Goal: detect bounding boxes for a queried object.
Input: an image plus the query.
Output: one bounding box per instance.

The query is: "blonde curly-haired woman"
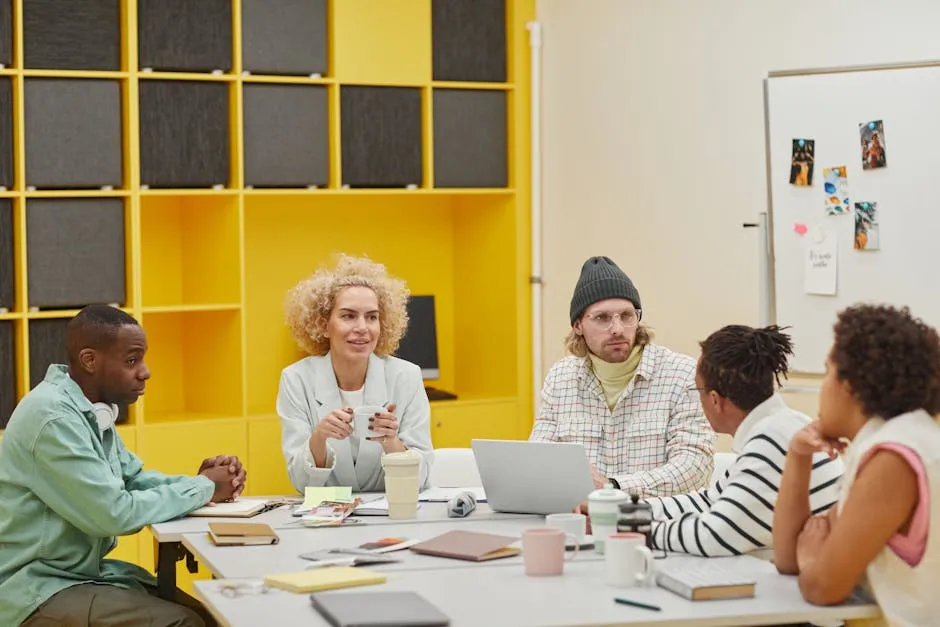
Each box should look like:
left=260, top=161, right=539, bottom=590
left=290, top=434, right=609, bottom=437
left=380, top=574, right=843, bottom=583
left=278, top=254, right=433, bottom=493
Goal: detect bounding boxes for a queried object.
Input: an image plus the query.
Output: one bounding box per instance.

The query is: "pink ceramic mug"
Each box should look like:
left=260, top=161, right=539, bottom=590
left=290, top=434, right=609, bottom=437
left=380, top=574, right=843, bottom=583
left=522, top=527, right=579, bottom=576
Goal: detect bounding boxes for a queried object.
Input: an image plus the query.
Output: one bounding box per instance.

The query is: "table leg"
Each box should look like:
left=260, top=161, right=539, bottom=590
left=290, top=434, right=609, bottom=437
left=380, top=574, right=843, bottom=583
left=156, top=540, right=180, bottom=600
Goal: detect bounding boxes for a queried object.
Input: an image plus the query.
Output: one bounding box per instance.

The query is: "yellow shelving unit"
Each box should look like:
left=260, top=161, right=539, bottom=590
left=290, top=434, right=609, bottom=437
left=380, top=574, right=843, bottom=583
left=0, top=0, right=535, bottom=592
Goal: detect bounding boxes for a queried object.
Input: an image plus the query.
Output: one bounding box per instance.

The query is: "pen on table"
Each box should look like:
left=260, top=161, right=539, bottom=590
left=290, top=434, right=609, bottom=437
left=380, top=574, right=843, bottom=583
left=614, top=598, right=661, bottom=612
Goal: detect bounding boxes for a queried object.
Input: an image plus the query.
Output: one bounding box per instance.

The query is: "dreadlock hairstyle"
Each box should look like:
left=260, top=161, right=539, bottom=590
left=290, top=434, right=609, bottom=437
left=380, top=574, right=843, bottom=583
left=698, top=324, right=794, bottom=412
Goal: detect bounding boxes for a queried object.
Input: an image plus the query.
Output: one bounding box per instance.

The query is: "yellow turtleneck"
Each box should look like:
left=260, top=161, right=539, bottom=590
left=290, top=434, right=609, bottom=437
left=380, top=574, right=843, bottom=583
left=589, top=345, right=644, bottom=410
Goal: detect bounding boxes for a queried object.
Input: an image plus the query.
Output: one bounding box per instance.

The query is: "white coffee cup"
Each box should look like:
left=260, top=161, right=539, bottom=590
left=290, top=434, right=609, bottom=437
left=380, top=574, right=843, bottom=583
left=605, top=532, right=654, bottom=588
left=381, top=450, right=422, bottom=520
left=587, top=484, right=629, bottom=554
left=545, top=513, right=587, bottom=545
left=353, top=405, right=385, bottom=440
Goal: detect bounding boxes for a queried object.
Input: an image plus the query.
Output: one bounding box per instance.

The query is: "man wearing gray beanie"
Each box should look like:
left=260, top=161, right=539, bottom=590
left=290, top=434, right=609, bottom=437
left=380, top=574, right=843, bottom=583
left=529, top=256, right=715, bottom=497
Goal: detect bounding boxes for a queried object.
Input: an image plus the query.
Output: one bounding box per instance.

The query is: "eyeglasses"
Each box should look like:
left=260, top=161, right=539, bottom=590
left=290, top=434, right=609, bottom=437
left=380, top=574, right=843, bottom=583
left=583, top=310, right=641, bottom=330
left=218, top=581, right=270, bottom=599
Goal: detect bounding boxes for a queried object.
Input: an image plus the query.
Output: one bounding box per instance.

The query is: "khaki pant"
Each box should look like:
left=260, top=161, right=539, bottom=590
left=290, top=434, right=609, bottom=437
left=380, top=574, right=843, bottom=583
left=21, top=583, right=216, bottom=627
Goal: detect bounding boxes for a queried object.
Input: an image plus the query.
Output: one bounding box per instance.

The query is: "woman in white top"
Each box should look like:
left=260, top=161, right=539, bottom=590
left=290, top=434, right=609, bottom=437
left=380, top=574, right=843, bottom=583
left=773, top=304, right=940, bottom=626
left=277, top=254, right=433, bottom=493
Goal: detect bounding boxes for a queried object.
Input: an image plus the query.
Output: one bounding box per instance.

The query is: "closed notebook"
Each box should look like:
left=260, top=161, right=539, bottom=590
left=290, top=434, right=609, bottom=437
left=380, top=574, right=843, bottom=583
left=656, top=560, right=756, bottom=601
left=311, top=590, right=450, bottom=627
left=208, top=522, right=279, bottom=546
left=409, top=530, right=520, bottom=562
left=263, top=566, right=386, bottom=593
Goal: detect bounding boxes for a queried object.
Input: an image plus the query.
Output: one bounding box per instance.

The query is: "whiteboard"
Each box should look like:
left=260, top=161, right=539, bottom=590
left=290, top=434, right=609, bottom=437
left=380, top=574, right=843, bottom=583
left=766, top=63, right=940, bottom=374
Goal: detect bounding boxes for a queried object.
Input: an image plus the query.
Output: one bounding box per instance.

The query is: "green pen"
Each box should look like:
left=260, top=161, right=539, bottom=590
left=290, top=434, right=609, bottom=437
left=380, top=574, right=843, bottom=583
left=614, top=597, right=661, bottom=612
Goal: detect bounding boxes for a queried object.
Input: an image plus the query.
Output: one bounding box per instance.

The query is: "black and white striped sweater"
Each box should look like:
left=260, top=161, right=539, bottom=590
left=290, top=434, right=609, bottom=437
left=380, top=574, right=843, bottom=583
left=646, top=394, right=844, bottom=557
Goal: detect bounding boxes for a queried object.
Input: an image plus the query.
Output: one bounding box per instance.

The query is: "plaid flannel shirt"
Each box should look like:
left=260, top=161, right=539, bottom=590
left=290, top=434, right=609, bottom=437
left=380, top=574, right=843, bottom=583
left=529, top=344, right=715, bottom=497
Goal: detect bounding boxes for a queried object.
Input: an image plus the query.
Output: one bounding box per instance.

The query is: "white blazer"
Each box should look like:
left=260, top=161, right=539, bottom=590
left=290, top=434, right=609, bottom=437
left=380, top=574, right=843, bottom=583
left=278, top=352, right=434, bottom=493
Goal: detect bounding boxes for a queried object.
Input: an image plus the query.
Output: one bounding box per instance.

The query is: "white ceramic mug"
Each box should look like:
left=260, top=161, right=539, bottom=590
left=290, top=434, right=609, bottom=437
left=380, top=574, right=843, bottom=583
left=353, top=405, right=385, bottom=440
left=605, top=532, right=654, bottom=588
left=545, top=512, right=587, bottom=545
left=587, top=484, right=629, bottom=554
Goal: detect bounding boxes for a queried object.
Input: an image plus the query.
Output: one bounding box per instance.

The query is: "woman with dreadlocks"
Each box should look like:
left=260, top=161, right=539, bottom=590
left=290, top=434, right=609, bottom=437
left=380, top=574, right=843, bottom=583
left=638, top=324, right=845, bottom=559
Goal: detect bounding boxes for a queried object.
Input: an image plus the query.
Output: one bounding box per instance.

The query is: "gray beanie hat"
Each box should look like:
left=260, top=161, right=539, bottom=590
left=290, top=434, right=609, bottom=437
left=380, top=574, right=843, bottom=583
left=569, top=256, right=641, bottom=325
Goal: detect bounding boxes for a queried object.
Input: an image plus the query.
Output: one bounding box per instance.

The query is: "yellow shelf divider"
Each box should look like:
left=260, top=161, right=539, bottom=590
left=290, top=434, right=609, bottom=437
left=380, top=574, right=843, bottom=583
left=431, top=81, right=516, bottom=91
left=232, top=0, right=249, bottom=420
left=137, top=72, right=234, bottom=83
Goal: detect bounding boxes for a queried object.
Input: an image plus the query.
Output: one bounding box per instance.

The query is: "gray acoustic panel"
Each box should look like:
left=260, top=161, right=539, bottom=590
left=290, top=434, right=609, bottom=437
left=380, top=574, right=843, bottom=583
left=0, top=77, right=12, bottom=189
left=0, top=1, right=11, bottom=68
left=27, top=199, right=126, bottom=309
left=139, top=80, right=230, bottom=188
left=242, top=0, right=327, bottom=76
left=25, top=79, right=123, bottom=189
left=27, top=317, right=128, bottom=422
left=341, top=86, right=422, bottom=188
left=138, top=0, right=232, bottom=72
left=433, top=89, right=507, bottom=188
left=243, top=84, right=328, bottom=187
left=0, top=320, right=13, bottom=427
left=432, top=0, right=506, bottom=83
left=24, top=0, right=120, bottom=71
left=27, top=318, right=65, bottom=390
left=0, top=199, right=12, bottom=310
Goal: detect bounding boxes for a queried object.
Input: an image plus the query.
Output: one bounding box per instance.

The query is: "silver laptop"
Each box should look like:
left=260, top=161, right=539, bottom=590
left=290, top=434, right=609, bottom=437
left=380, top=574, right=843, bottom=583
left=470, top=439, right=596, bottom=515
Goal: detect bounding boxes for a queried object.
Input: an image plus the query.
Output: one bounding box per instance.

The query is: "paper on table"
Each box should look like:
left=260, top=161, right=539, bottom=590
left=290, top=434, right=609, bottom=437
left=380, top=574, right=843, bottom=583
left=804, top=227, right=837, bottom=295
left=419, top=487, right=487, bottom=502
left=353, top=497, right=425, bottom=516
left=304, top=486, right=353, bottom=508
left=353, top=497, right=390, bottom=515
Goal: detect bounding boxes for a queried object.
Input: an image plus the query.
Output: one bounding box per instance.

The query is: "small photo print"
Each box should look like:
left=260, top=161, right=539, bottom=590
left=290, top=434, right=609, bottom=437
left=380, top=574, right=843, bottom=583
left=789, top=138, right=815, bottom=186
left=854, top=202, right=879, bottom=251
left=860, top=120, right=887, bottom=170
left=823, top=166, right=849, bottom=215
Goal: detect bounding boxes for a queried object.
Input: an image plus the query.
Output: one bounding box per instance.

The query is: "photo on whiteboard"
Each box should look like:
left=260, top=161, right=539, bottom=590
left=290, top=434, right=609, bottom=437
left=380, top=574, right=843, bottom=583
left=860, top=120, right=887, bottom=170
left=823, top=166, right=849, bottom=215
left=789, top=138, right=815, bottom=186
left=854, top=201, right=879, bottom=251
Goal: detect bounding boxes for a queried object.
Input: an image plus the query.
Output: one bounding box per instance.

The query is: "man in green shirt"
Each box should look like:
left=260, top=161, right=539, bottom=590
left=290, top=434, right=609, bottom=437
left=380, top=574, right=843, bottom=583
left=0, top=305, right=247, bottom=626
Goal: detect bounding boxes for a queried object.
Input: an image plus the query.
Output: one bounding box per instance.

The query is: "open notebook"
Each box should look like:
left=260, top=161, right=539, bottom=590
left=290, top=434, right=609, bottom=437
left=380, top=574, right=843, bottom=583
left=188, top=498, right=275, bottom=518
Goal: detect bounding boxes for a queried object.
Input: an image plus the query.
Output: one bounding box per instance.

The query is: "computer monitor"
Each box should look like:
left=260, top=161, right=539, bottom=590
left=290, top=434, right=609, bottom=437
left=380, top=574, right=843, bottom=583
left=396, top=295, right=440, bottom=380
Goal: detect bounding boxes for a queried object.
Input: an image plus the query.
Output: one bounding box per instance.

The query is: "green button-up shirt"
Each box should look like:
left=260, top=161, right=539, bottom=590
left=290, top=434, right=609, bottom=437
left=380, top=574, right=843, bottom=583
left=0, top=365, right=214, bottom=626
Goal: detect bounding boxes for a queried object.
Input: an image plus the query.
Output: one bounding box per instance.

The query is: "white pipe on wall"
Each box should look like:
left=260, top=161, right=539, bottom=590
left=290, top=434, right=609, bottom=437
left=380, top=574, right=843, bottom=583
left=527, top=20, right=543, bottom=414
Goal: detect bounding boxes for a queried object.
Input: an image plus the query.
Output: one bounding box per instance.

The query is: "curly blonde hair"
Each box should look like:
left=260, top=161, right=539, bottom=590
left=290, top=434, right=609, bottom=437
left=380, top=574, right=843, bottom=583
left=285, top=254, right=410, bottom=357
left=564, top=323, right=654, bottom=358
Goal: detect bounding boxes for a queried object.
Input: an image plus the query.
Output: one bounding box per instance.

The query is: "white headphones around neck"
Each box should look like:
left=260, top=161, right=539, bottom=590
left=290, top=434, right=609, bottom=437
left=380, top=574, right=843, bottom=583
left=92, top=402, right=118, bottom=433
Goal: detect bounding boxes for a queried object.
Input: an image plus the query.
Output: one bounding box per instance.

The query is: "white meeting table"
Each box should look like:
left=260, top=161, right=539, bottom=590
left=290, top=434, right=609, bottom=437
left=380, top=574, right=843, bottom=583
left=149, top=495, right=539, bottom=598
left=193, top=554, right=883, bottom=627
left=180, top=517, right=583, bottom=579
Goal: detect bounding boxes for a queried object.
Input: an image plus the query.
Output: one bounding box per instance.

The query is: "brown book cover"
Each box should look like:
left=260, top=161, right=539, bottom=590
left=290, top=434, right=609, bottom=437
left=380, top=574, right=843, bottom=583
left=409, top=530, right=519, bottom=562
left=208, top=521, right=279, bottom=546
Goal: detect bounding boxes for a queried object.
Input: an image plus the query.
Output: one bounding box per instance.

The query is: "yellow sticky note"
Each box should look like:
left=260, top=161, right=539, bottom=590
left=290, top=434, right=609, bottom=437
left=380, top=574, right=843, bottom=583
left=263, top=566, right=385, bottom=593
left=303, top=486, right=353, bottom=507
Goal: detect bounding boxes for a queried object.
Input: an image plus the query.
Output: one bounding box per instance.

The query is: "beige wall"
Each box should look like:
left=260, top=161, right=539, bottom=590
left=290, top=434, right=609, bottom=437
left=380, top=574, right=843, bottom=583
left=536, top=0, right=940, bottom=419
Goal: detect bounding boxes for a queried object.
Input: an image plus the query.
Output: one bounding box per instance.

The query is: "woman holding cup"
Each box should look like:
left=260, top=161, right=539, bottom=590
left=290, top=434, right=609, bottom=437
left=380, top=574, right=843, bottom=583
left=278, top=254, right=433, bottom=494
